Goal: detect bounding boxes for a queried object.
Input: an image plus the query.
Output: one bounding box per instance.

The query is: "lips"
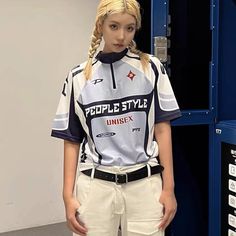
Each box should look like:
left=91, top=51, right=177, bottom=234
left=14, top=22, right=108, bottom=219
left=114, top=44, right=124, bottom=47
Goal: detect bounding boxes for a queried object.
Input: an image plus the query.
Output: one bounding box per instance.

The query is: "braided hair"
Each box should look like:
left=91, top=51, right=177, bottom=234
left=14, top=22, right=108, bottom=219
left=128, top=40, right=150, bottom=72
left=84, top=26, right=102, bottom=80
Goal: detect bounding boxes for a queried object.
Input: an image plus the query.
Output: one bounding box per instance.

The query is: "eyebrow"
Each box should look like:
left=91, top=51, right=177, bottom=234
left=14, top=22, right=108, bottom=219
left=109, top=21, right=136, bottom=26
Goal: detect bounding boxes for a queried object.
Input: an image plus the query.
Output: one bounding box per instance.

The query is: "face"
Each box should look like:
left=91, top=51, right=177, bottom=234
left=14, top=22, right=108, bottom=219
left=101, top=12, right=136, bottom=53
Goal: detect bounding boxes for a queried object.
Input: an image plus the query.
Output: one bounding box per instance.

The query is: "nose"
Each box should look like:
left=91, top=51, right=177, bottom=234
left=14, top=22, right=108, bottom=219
left=117, top=29, right=125, bottom=41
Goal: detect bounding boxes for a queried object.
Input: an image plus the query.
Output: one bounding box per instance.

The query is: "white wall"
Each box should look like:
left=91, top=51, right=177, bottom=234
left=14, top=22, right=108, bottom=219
left=0, top=0, right=99, bottom=233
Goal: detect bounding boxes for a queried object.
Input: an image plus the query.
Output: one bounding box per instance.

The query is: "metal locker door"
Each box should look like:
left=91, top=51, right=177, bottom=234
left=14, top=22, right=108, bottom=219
left=151, top=1, right=219, bottom=236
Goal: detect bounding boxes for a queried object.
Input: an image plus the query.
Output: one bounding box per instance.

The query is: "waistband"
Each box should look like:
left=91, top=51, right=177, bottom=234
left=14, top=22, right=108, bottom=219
left=78, top=158, right=160, bottom=174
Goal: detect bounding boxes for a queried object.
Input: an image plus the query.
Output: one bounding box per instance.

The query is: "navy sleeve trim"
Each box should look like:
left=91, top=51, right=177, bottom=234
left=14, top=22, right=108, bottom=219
left=51, top=130, right=84, bottom=143
left=155, top=110, right=182, bottom=123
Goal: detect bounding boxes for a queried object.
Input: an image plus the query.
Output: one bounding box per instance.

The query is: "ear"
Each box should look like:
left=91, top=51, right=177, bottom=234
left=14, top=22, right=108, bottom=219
left=97, top=22, right=103, bottom=35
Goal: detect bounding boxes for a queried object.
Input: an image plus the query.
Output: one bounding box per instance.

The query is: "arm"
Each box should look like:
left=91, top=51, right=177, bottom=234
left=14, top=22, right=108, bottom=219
left=154, top=121, right=177, bottom=230
left=63, top=140, right=80, bottom=201
left=63, top=140, right=88, bottom=235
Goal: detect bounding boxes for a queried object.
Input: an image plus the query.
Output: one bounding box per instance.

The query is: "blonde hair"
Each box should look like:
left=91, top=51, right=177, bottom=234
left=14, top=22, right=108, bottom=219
left=84, top=0, right=150, bottom=80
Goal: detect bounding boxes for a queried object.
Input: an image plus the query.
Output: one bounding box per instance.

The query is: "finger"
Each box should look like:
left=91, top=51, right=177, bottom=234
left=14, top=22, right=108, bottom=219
left=67, top=220, right=87, bottom=236
left=72, top=218, right=88, bottom=233
left=158, top=210, right=176, bottom=230
left=164, top=213, right=175, bottom=229
left=158, top=216, right=168, bottom=230
left=67, top=215, right=88, bottom=235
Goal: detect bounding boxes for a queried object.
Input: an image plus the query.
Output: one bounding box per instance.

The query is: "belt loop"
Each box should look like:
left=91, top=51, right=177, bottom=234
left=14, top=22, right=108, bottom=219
left=147, top=164, right=151, bottom=177
left=91, top=161, right=99, bottom=180
left=91, top=166, right=95, bottom=179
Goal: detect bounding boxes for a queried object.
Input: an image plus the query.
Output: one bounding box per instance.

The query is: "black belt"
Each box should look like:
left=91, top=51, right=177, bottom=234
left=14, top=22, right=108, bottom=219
left=81, top=165, right=164, bottom=184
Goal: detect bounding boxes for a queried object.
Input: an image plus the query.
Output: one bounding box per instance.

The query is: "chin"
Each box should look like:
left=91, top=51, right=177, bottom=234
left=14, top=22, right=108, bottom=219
left=114, top=49, right=123, bottom=53
left=103, top=46, right=126, bottom=53
left=114, top=47, right=126, bottom=53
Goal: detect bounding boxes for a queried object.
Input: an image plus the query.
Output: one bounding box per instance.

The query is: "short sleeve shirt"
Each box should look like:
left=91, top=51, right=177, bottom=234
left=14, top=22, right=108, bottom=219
left=51, top=49, right=181, bottom=167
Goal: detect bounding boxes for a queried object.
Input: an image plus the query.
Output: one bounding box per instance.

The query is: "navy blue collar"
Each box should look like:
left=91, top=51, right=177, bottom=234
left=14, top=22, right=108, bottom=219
left=96, top=48, right=128, bottom=64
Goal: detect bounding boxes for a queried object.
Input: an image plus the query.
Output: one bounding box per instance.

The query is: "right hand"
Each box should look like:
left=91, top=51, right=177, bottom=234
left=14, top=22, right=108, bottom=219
left=64, top=197, right=88, bottom=236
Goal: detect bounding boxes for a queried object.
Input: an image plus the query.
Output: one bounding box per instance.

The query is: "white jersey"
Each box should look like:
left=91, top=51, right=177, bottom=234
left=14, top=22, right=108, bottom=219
left=51, top=49, right=181, bottom=167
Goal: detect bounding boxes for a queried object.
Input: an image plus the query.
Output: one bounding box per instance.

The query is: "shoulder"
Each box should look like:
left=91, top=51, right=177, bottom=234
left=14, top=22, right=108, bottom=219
left=71, top=58, right=100, bottom=76
left=125, top=51, right=162, bottom=68
left=125, top=50, right=142, bottom=60
left=148, top=55, right=167, bottom=75
left=66, top=60, right=88, bottom=82
left=70, top=61, right=87, bottom=77
left=66, top=58, right=100, bottom=89
left=149, top=54, right=162, bottom=67
left=122, top=50, right=146, bottom=70
left=61, top=62, right=87, bottom=91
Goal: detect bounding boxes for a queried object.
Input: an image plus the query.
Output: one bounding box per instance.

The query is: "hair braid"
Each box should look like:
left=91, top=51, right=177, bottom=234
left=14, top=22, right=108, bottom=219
left=128, top=40, right=150, bottom=72
left=84, top=26, right=102, bottom=80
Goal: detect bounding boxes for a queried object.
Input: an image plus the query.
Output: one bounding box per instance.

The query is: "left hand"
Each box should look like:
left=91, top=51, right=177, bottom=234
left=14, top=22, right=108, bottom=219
left=158, top=189, right=177, bottom=231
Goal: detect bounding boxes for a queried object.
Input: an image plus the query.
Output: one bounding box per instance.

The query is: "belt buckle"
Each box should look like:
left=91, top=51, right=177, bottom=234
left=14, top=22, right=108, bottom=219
left=115, top=173, right=128, bottom=184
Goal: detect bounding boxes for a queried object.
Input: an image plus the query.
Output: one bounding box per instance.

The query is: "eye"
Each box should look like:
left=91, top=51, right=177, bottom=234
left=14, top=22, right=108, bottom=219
left=127, top=26, right=135, bottom=32
left=109, top=24, right=118, bottom=30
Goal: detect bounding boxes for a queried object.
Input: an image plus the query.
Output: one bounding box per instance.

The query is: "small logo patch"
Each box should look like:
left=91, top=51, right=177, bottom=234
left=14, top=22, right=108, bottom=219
left=132, top=128, right=141, bottom=132
left=91, top=79, right=103, bottom=85
left=127, top=71, right=136, bottom=80
left=96, top=132, right=116, bottom=138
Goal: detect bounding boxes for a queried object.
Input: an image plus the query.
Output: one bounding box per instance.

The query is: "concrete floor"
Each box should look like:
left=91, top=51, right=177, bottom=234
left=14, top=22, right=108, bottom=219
left=0, top=222, right=71, bottom=236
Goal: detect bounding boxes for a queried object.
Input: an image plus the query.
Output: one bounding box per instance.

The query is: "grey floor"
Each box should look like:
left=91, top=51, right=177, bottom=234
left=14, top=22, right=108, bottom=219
left=0, top=222, right=72, bottom=236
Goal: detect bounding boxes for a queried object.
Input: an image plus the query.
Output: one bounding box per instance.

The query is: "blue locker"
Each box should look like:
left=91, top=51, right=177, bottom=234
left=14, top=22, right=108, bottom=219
left=214, top=121, right=236, bottom=236
left=150, top=1, right=218, bottom=236
left=211, top=0, right=236, bottom=236
left=136, top=1, right=236, bottom=236
left=218, top=1, right=236, bottom=121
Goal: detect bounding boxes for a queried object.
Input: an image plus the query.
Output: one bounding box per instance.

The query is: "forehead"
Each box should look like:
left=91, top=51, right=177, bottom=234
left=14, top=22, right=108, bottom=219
left=104, top=12, right=136, bottom=25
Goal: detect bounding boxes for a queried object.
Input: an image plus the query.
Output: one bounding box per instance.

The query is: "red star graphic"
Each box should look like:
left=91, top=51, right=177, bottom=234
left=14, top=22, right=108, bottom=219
left=127, top=71, right=136, bottom=81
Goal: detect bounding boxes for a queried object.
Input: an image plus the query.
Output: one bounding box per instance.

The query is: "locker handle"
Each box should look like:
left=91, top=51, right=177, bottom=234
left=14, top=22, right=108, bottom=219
left=154, top=36, right=168, bottom=63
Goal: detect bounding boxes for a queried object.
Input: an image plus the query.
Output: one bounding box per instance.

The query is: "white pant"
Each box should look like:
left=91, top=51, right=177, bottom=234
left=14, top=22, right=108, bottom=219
left=74, top=163, right=164, bottom=236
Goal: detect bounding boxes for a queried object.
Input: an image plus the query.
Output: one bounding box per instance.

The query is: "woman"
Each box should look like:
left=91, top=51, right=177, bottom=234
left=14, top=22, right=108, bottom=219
left=51, top=0, right=181, bottom=235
